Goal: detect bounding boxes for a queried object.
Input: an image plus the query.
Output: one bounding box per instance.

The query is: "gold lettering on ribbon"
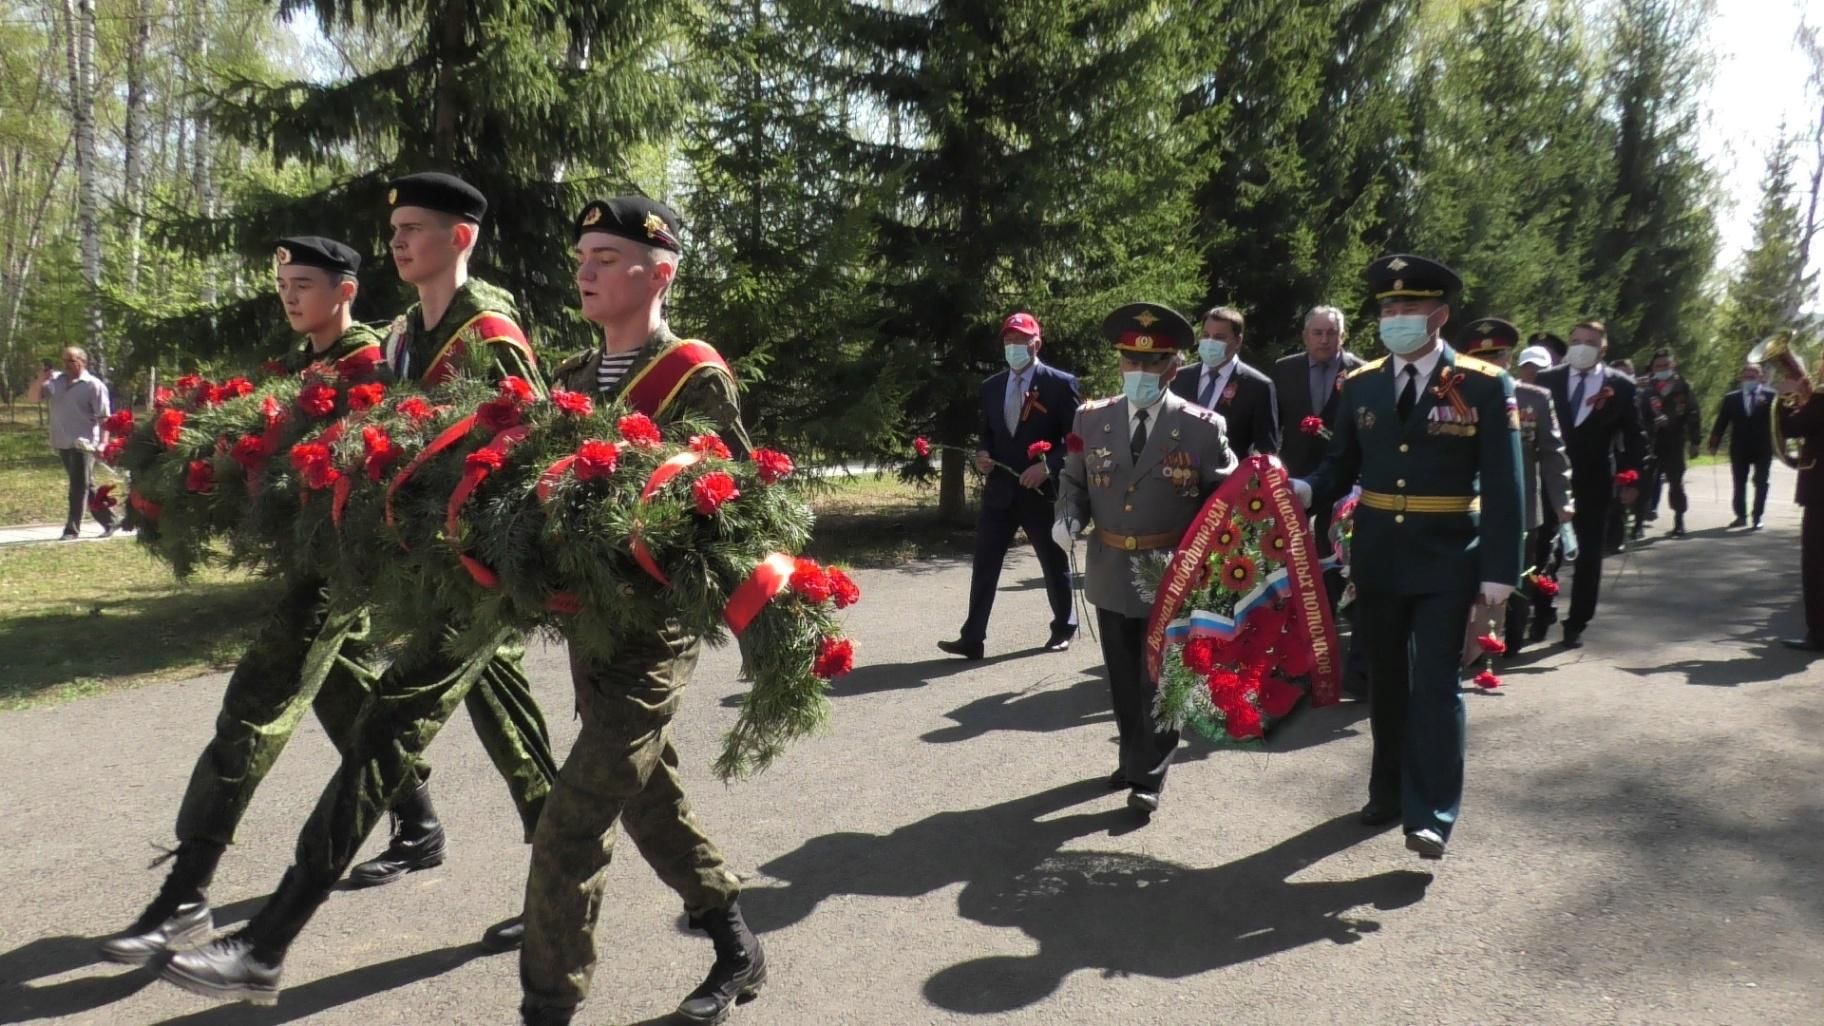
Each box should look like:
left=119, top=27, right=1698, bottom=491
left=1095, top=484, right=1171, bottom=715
left=1262, top=459, right=1341, bottom=706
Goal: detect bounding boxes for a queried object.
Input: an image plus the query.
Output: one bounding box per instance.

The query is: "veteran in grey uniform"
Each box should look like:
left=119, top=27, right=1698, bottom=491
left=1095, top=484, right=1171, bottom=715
left=1454, top=319, right=1571, bottom=656
left=1055, top=302, right=1237, bottom=816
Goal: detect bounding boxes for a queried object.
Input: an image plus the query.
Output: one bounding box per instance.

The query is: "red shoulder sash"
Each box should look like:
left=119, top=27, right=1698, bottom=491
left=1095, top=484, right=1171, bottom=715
left=622, top=340, right=732, bottom=418
left=421, top=311, right=535, bottom=386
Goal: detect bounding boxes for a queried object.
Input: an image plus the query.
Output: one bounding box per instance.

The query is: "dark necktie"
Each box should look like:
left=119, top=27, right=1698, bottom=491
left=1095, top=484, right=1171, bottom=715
left=1396, top=365, right=1419, bottom=423
left=1569, top=372, right=1588, bottom=425
left=1198, top=370, right=1217, bottom=408
left=1131, top=409, right=1149, bottom=461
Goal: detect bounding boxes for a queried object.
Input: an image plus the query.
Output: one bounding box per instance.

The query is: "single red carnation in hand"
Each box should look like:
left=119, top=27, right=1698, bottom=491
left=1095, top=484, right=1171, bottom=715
left=1027, top=440, right=1052, bottom=460
left=1473, top=669, right=1502, bottom=689
left=692, top=470, right=741, bottom=515
left=690, top=434, right=733, bottom=460
left=791, top=557, right=833, bottom=604
left=397, top=396, right=435, bottom=424
left=498, top=376, right=536, bottom=404
left=1222, top=699, right=1264, bottom=740
left=184, top=459, right=216, bottom=493
left=100, top=438, right=126, bottom=465
left=476, top=397, right=523, bottom=431
left=573, top=440, right=621, bottom=481
left=102, top=409, right=134, bottom=435
left=1182, top=637, right=1221, bottom=675
left=1614, top=469, right=1640, bottom=488
left=361, top=426, right=400, bottom=482
left=827, top=566, right=862, bottom=609
left=1532, top=574, right=1560, bottom=597
left=89, top=484, right=118, bottom=513
left=230, top=434, right=271, bottom=473
left=1300, top=415, right=1327, bottom=436
left=335, top=347, right=384, bottom=381
left=155, top=408, right=186, bottom=448
left=465, top=448, right=507, bottom=473
left=297, top=382, right=338, bottom=417
left=913, top=437, right=931, bottom=458
left=1064, top=432, right=1085, bottom=454
left=1476, top=632, right=1507, bottom=656
left=618, top=413, right=662, bottom=447
left=550, top=389, right=594, bottom=417
left=813, top=636, right=855, bottom=679
left=222, top=377, right=255, bottom=399
left=347, top=382, right=386, bottom=411
left=752, top=448, right=795, bottom=484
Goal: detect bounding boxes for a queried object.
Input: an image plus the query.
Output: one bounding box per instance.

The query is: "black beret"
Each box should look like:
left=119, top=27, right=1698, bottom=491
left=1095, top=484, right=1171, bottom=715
left=273, top=236, right=360, bottom=277
left=1101, top=302, right=1194, bottom=353
left=387, top=172, right=487, bottom=223
left=1364, top=253, right=1462, bottom=302
left=1458, top=317, right=1519, bottom=357
left=573, top=196, right=683, bottom=252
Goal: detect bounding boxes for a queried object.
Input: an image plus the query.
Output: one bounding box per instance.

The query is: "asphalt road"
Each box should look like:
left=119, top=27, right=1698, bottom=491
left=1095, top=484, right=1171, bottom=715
left=2, top=461, right=1819, bottom=1026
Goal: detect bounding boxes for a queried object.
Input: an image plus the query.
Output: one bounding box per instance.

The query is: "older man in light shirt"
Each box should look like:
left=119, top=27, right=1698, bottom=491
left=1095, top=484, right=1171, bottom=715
left=32, top=346, right=117, bottom=539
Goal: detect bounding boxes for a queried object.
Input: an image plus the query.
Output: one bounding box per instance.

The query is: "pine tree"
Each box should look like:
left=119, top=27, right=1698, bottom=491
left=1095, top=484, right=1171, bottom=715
left=1713, top=135, right=1816, bottom=395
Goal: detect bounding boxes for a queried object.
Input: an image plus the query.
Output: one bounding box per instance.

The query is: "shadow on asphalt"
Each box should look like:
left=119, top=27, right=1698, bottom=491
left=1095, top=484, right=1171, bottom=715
left=743, top=782, right=1428, bottom=1013
left=0, top=896, right=264, bottom=1023
left=145, top=943, right=494, bottom=1025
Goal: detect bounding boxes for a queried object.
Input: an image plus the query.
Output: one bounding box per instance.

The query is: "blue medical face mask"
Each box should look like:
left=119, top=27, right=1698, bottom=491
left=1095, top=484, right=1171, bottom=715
left=1379, top=314, right=1432, bottom=355
left=1652, top=369, right=1674, bottom=381
left=1197, top=338, right=1228, bottom=366
left=1123, top=370, right=1165, bottom=407
left=1004, top=343, right=1034, bottom=371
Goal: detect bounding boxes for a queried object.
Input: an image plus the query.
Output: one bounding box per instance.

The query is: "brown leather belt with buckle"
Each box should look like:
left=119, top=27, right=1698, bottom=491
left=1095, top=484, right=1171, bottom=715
left=1095, top=528, right=1179, bottom=552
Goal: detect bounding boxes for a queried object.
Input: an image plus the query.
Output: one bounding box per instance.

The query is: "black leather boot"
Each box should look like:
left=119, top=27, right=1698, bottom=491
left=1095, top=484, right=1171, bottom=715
left=677, top=901, right=766, bottom=1024
left=98, top=840, right=223, bottom=965
left=480, top=913, right=525, bottom=952
left=1672, top=513, right=1686, bottom=537
left=347, top=780, right=446, bottom=888
left=521, top=1005, right=574, bottom=1026
left=159, top=866, right=329, bottom=1005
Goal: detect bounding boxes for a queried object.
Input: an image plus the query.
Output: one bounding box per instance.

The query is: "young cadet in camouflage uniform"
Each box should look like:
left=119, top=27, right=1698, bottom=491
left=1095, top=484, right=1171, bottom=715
left=1641, top=346, right=1703, bottom=537
left=97, top=237, right=423, bottom=966
left=1297, top=254, right=1524, bottom=861
left=516, top=196, right=758, bottom=1026
left=158, top=174, right=559, bottom=1005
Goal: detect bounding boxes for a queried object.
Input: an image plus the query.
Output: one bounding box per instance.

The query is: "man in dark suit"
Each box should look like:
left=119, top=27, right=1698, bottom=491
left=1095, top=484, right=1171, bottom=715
left=1273, top=305, right=1365, bottom=477
left=1533, top=319, right=1645, bottom=648
left=938, top=312, right=1081, bottom=660
left=1172, top=305, right=1280, bottom=457
left=1707, top=363, right=1778, bottom=529
left=1773, top=359, right=1822, bottom=652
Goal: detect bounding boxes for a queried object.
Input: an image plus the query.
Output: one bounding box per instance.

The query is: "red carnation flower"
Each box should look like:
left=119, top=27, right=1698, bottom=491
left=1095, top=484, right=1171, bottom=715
left=465, top=448, right=507, bottom=473
left=549, top=389, right=594, bottom=417
left=361, top=426, right=400, bottom=482
left=618, top=413, right=662, bottom=448
left=913, top=436, right=931, bottom=458
left=813, top=636, right=855, bottom=679
left=1064, top=432, right=1085, bottom=454
left=199, top=383, right=230, bottom=407
left=828, top=566, right=862, bottom=609
left=222, top=377, right=255, bottom=399
left=690, top=434, right=733, bottom=460
left=1614, top=469, right=1640, bottom=488
left=289, top=441, right=339, bottom=491
left=692, top=470, right=741, bottom=515
left=1473, top=669, right=1502, bottom=689
left=184, top=459, right=216, bottom=493
left=155, top=408, right=186, bottom=448
left=1206, top=666, right=1251, bottom=703
left=335, top=347, right=384, bottom=381
left=1277, top=640, right=1315, bottom=679
left=153, top=386, right=175, bottom=410
left=497, top=375, right=536, bottom=404
left=89, top=484, right=118, bottom=514
left=476, top=397, right=523, bottom=431
left=1222, top=699, right=1264, bottom=740
left=752, top=448, right=795, bottom=484
left=230, top=434, right=271, bottom=473
left=1300, top=415, right=1327, bottom=436
left=791, top=557, right=833, bottom=604
left=1219, top=554, right=1260, bottom=593
left=1261, top=677, right=1303, bottom=718
left=175, top=374, right=203, bottom=394
left=1476, top=632, right=1507, bottom=656
left=297, top=382, right=338, bottom=417
left=100, top=438, right=126, bottom=465
left=1532, top=574, right=1560, bottom=597
left=1026, top=440, right=1052, bottom=460
left=102, top=409, right=134, bottom=435
left=573, top=440, right=621, bottom=481
left=1182, top=637, right=1221, bottom=676
left=346, top=382, right=386, bottom=411
left=260, top=395, right=284, bottom=427
left=397, top=396, right=435, bottom=424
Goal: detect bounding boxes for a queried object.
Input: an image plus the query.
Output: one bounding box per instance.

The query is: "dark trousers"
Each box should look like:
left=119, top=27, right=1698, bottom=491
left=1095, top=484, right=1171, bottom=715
left=1647, top=443, right=1689, bottom=516
left=1805, top=505, right=1824, bottom=644
left=1356, top=587, right=1473, bottom=839
left=57, top=447, right=112, bottom=535
left=960, top=490, right=1076, bottom=644
left=1567, top=488, right=1610, bottom=632
left=1731, top=456, right=1772, bottom=522
left=1094, top=607, right=1178, bottom=794
left=1526, top=522, right=1561, bottom=631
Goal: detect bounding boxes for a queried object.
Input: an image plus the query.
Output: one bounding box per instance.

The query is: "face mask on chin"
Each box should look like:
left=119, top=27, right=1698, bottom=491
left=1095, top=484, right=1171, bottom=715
left=1122, top=370, right=1165, bottom=408
left=1565, top=344, right=1602, bottom=371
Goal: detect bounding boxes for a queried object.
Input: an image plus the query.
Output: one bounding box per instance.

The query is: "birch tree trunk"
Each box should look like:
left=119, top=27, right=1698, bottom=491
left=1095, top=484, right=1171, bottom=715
left=60, top=0, right=106, bottom=372
left=124, top=0, right=151, bottom=295
left=191, top=0, right=216, bottom=306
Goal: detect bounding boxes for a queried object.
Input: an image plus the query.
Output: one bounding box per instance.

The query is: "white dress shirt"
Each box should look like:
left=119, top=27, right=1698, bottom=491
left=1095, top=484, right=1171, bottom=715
left=1127, top=395, right=1166, bottom=445
left=1196, top=357, right=1238, bottom=408
left=1569, top=367, right=1605, bottom=427
left=1390, top=344, right=1445, bottom=390
left=1004, top=362, right=1037, bottom=433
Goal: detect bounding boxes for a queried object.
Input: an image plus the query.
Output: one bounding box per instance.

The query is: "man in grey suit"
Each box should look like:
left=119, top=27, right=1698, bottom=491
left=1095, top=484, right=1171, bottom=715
left=1455, top=320, right=1572, bottom=655
left=1055, top=302, right=1238, bottom=817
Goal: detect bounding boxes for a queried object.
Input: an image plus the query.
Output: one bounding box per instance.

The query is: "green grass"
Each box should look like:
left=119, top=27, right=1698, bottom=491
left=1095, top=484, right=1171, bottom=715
left=0, top=539, right=273, bottom=708
left=803, top=471, right=977, bottom=567
left=0, top=404, right=83, bottom=525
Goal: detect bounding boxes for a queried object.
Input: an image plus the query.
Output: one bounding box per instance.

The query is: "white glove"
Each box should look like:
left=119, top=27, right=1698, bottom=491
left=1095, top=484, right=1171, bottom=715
left=1292, top=479, right=1313, bottom=507
left=1052, top=518, right=1081, bottom=549
left=1480, top=582, right=1515, bottom=606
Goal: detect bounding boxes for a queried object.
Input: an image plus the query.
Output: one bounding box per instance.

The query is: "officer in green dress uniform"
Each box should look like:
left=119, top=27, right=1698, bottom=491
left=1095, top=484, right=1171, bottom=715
left=97, top=236, right=414, bottom=965
left=515, top=197, right=757, bottom=1026
left=1297, top=255, right=1523, bottom=860
left=1054, top=302, right=1238, bottom=817
left=157, top=176, right=561, bottom=1006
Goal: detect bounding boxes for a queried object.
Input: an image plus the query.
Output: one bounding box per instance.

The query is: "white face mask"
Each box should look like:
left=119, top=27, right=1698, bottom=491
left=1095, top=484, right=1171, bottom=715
left=1004, top=343, right=1033, bottom=371
left=1565, top=344, right=1602, bottom=371
left=1741, top=379, right=1760, bottom=392
left=1197, top=338, right=1228, bottom=367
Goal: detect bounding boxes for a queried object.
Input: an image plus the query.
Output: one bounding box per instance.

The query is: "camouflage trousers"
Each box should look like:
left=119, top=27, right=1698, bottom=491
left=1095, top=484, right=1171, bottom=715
left=290, top=621, right=559, bottom=885
left=519, top=623, right=742, bottom=1014
left=174, top=574, right=400, bottom=847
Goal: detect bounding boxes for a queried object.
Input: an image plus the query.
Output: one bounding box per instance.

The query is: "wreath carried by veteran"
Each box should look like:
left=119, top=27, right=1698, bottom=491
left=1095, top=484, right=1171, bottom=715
left=109, top=358, right=856, bottom=780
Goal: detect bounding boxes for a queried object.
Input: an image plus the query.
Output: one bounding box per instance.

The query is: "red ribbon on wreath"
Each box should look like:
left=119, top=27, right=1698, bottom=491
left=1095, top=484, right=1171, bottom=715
left=383, top=414, right=478, bottom=543
left=725, top=552, right=797, bottom=634
left=626, top=452, right=705, bottom=586
left=446, top=425, right=531, bottom=587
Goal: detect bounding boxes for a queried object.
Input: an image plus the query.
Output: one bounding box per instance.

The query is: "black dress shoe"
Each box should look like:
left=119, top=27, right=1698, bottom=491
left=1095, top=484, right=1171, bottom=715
left=1359, top=801, right=1400, bottom=826
left=348, top=781, right=447, bottom=888
left=1782, top=637, right=1824, bottom=653
left=480, top=914, right=525, bottom=952
left=1752, top=519, right=1764, bottom=530
left=1405, top=829, right=1446, bottom=860
left=1105, top=769, right=1129, bottom=791
left=1727, top=516, right=1748, bottom=528
left=1561, top=626, right=1584, bottom=649
left=1044, top=627, right=1076, bottom=652
left=1126, top=789, right=1160, bottom=815
left=936, top=638, right=984, bottom=660
left=160, top=934, right=282, bottom=1005
left=98, top=897, right=213, bottom=965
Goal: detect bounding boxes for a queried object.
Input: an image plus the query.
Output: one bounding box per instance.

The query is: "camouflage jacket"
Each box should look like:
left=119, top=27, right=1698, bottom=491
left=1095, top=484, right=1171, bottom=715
left=551, top=327, right=751, bottom=457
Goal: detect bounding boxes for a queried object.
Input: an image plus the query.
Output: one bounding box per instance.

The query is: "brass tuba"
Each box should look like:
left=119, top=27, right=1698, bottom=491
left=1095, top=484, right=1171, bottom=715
left=1747, top=330, right=1813, bottom=469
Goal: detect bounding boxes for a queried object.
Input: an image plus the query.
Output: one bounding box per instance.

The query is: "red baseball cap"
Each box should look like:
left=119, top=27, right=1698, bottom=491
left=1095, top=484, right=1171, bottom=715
left=1001, top=312, right=1042, bottom=339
